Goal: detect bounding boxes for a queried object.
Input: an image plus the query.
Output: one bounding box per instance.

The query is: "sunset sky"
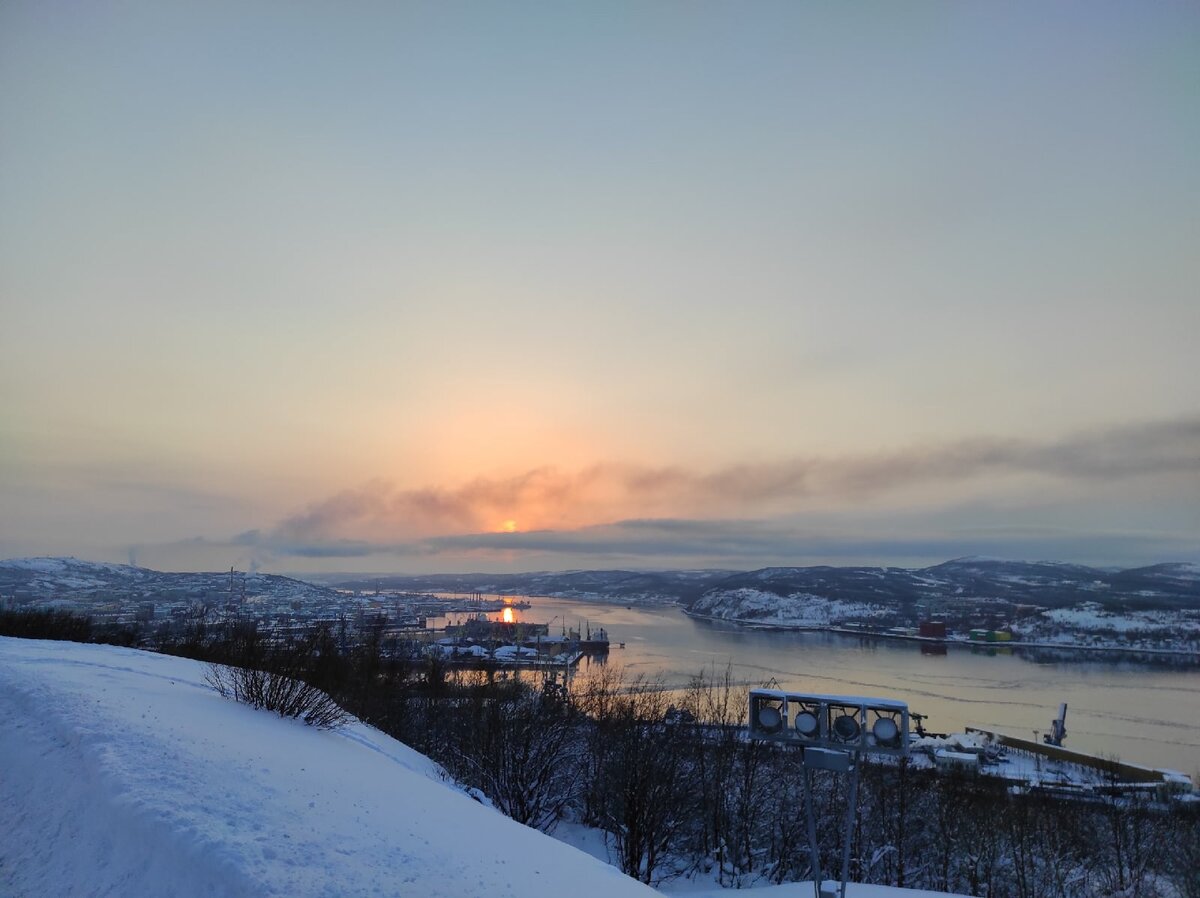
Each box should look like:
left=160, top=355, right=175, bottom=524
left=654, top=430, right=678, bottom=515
left=2, top=2, right=1198, bottom=573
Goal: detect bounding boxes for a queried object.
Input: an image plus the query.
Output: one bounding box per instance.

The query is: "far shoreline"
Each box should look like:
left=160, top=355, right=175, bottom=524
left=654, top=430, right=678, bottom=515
left=680, top=607, right=1200, bottom=660
left=444, top=591, right=1200, bottom=661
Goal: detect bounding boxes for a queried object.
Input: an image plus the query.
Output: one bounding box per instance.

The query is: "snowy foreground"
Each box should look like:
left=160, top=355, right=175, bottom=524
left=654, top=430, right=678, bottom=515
left=0, top=638, right=958, bottom=897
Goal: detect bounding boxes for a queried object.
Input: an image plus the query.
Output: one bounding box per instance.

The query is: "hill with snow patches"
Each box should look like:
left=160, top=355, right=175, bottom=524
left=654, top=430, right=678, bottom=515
left=0, top=556, right=339, bottom=607
left=0, top=638, right=960, bottom=898
left=7, top=555, right=1199, bottom=618
left=316, top=558, right=1200, bottom=612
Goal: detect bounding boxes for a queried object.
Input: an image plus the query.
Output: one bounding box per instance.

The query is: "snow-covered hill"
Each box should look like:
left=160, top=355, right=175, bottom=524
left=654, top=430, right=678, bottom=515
left=0, top=556, right=338, bottom=607
left=0, top=637, right=652, bottom=898
left=688, top=587, right=893, bottom=627
left=693, top=558, right=1200, bottom=614
left=318, top=558, right=1200, bottom=613
left=315, top=568, right=739, bottom=605
left=0, top=638, right=962, bottom=898
left=6, top=556, right=1198, bottom=616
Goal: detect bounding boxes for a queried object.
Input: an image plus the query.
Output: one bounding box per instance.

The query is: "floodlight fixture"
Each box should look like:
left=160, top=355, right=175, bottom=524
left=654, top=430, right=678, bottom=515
left=832, top=713, right=860, bottom=741
left=748, top=690, right=910, bottom=757
left=758, top=704, right=782, bottom=731
left=795, top=710, right=819, bottom=737
left=752, top=694, right=786, bottom=734
left=873, top=717, right=899, bottom=745
left=747, top=689, right=912, bottom=898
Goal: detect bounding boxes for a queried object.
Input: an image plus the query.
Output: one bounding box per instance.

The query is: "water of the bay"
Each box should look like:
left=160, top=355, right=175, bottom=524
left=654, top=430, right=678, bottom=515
left=433, top=596, right=1200, bottom=775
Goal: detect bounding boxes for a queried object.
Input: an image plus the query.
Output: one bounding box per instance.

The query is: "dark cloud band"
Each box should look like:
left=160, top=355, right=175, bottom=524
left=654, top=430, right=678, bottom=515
left=260, top=415, right=1200, bottom=551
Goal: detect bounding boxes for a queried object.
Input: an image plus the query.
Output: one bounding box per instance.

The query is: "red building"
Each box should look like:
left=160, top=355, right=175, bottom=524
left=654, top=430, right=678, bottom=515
left=919, top=620, right=947, bottom=639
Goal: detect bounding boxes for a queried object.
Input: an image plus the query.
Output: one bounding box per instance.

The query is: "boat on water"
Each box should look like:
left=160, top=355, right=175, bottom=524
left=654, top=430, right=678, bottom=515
left=578, top=624, right=609, bottom=653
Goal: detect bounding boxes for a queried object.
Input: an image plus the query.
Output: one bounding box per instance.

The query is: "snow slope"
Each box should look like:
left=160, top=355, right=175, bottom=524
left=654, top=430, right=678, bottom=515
left=0, top=638, right=961, bottom=898
left=679, top=887, right=964, bottom=898
left=0, top=638, right=652, bottom=898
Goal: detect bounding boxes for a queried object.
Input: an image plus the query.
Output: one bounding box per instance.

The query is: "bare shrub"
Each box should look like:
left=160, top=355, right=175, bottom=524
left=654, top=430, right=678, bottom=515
left=580, top=672, right=693, bottom=884
left=0, top=608, right=93, bottom=642
left=1172, top=806, right=1200, bottom=898
left=206, top=661, right=348, bottom=729
left=449, top=688, right=579, bottom=833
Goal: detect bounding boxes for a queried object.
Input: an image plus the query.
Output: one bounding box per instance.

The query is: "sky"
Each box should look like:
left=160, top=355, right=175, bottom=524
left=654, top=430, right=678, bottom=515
left=1, top=1, right=1198, bottom=574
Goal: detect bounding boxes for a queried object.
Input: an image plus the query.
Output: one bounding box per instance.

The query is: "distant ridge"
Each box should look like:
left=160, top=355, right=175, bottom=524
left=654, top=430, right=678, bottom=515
left=3, top=556, right=1198, bottom=612
left=314, top=558, right=1200, bottom=611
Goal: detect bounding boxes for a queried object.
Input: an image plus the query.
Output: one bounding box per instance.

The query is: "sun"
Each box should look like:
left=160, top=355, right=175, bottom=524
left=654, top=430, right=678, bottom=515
left=500, top=519, right=518, bottom=533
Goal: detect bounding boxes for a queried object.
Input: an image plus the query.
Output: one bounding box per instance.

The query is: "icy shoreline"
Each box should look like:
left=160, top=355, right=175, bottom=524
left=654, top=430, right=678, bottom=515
left=682, top=608, right=1200, bottom=658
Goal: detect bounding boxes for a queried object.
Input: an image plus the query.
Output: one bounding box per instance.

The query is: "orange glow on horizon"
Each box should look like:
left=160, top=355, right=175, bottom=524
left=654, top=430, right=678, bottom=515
left=500, top=519, right=518, bottom=533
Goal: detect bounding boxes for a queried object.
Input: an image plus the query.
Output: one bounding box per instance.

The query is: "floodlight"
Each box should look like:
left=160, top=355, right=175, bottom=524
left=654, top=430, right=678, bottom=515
left=825, top=702, right=864, bottom=746
left=831, top=713, right=861, bottom=742
left=749, top=692, right=787, bottom=736
left=872, top=717, right=899, bottom=744
left=790, top=697, right=823, bottom=738
left=758, top=705, right=782, bottom=731
left=865, top=706, right=906, bottom=750
left=795, top=710, right=819, bottom=737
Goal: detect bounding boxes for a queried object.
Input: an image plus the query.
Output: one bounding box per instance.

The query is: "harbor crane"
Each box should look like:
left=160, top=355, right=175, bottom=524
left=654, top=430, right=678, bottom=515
left=1044, top=702, right=1068, bottom=747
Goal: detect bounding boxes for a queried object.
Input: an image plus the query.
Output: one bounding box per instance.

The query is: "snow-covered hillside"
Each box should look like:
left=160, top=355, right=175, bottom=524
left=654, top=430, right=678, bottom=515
left=0, top=638, right=653, bottom=898
left=0, top=556, right=339, bottom=607
left=689, top=587, right=891, bottom=627
left=0, top=638, right=963, bottom=898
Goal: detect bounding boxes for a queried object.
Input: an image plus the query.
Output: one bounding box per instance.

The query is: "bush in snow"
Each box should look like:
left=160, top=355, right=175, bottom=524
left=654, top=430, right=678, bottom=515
left=0, top=607, right=139, bottom=646
left=206, top=660, right=348, bottom=729
left=204, top=624, right=348, bottom=729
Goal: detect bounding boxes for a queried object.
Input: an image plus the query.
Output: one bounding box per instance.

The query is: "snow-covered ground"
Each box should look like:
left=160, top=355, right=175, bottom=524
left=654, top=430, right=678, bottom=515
left=677, top=887, right=964, bottom=897
left=0, top=637, right=962, bottom=898
left=0, top=637, right=653, bottom=898
left=1007, top=602, right=1200, bottom=652
left=549, top=824, right=954, bottom=896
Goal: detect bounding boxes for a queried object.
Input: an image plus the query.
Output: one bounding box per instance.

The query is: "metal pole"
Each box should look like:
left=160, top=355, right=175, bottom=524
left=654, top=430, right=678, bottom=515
left=838, top=754, right=861, bottom=898
left=801, top=764, right=823, bottom=898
